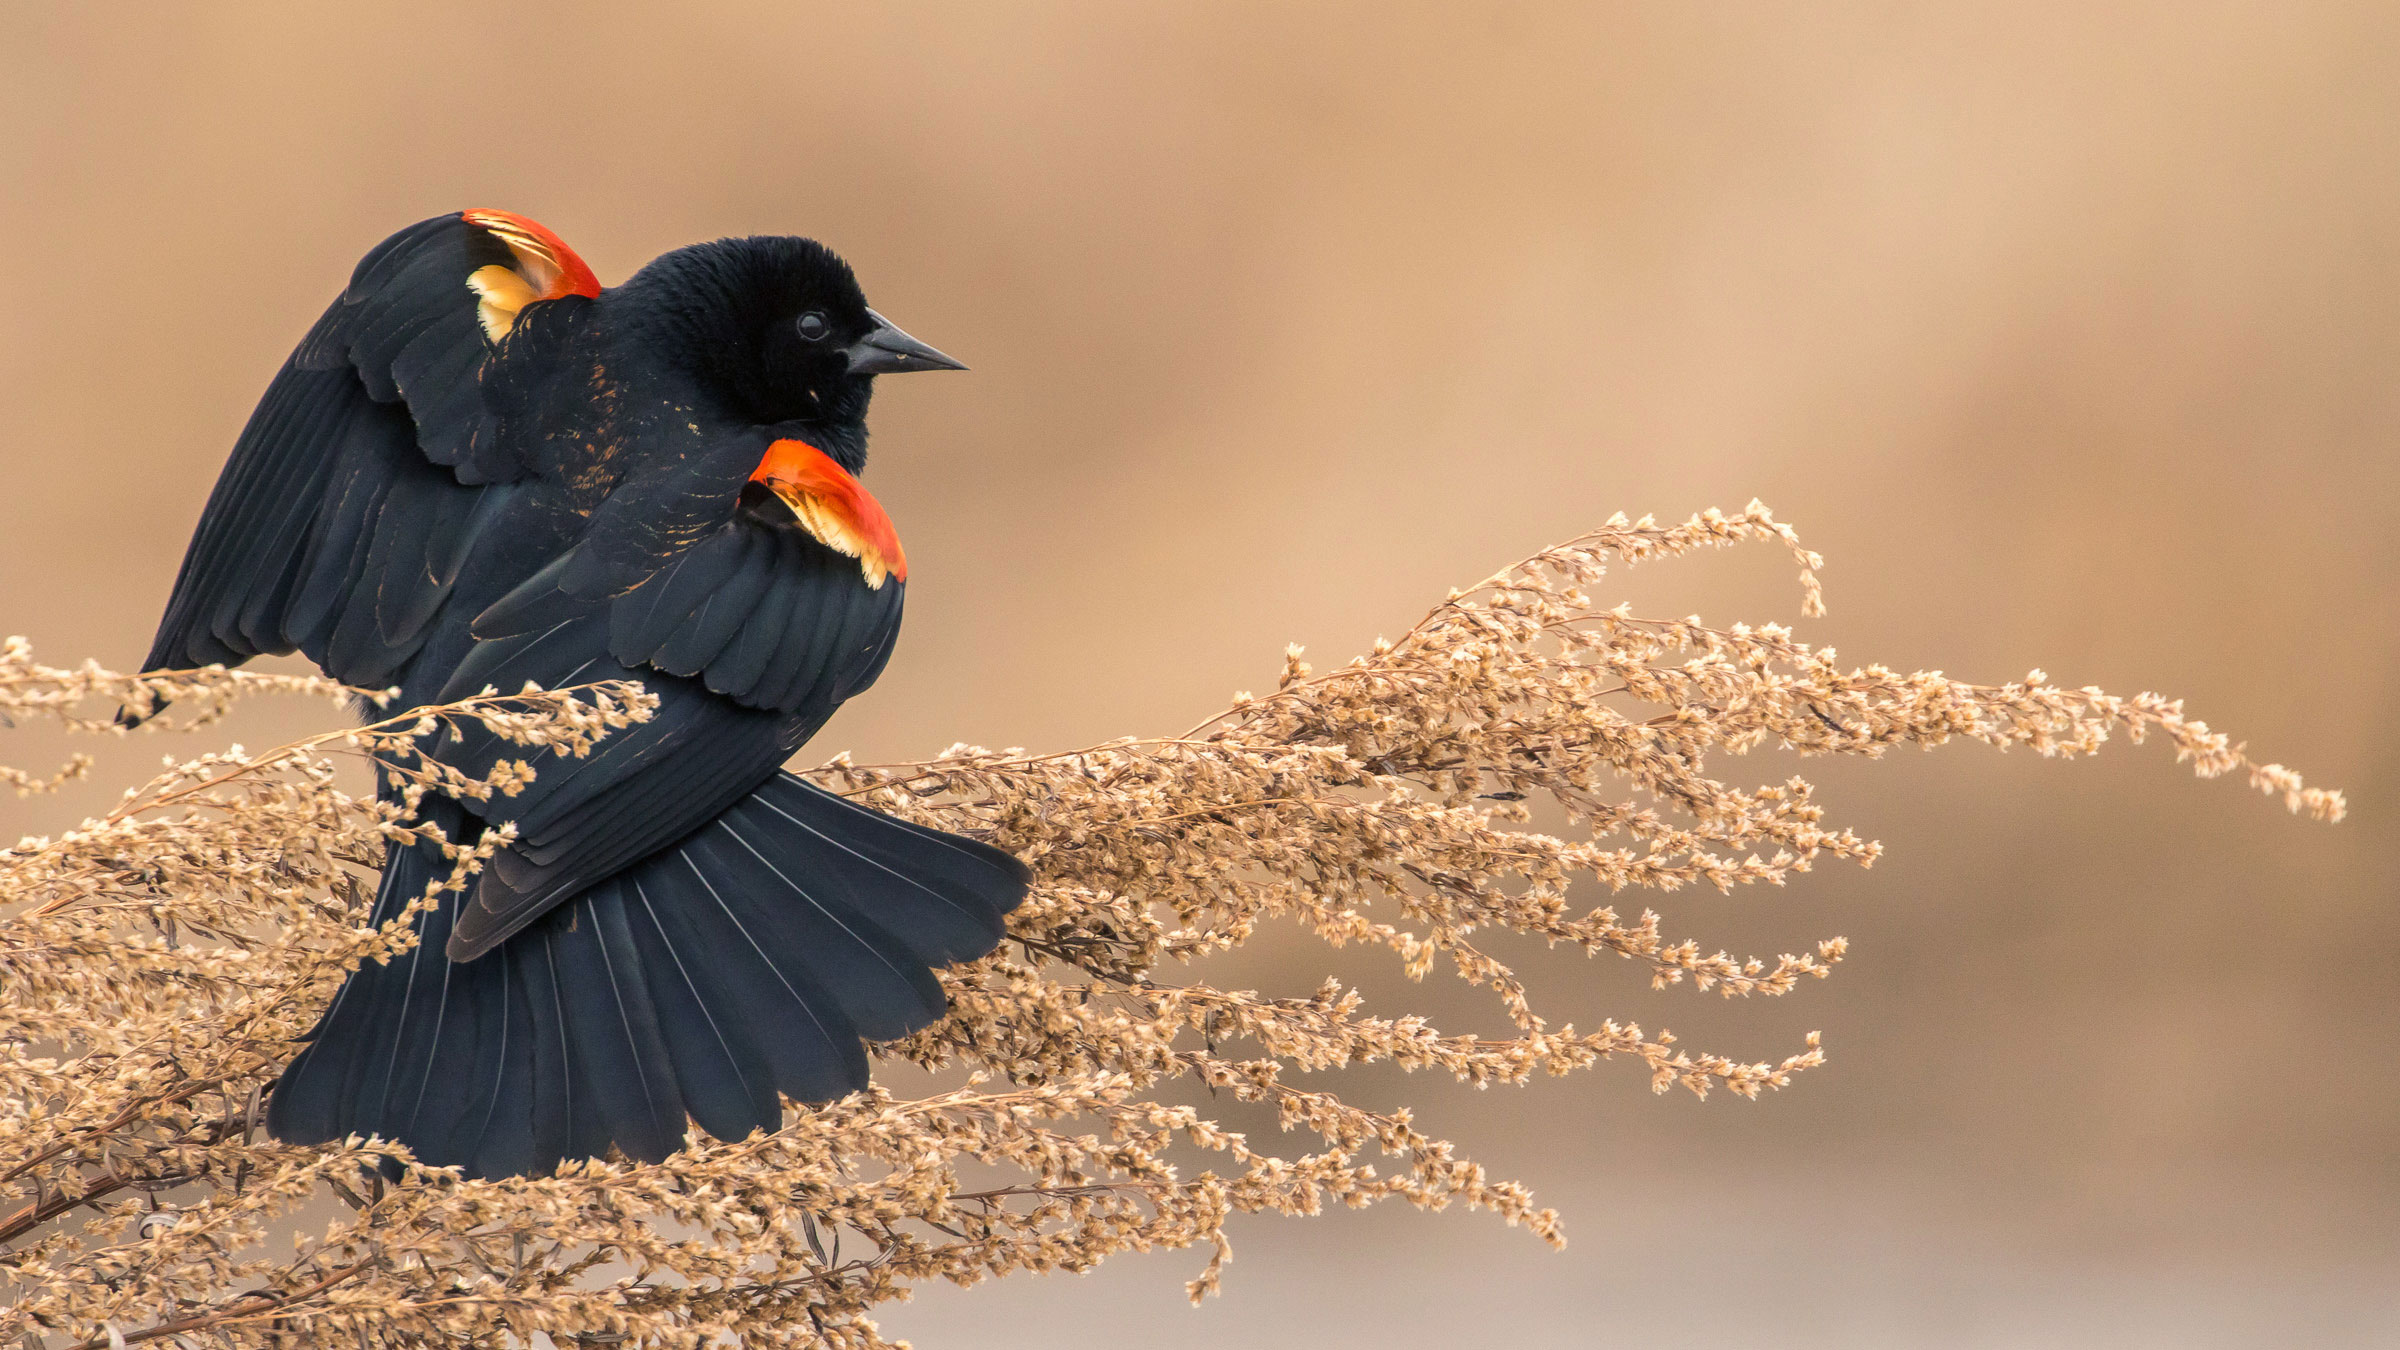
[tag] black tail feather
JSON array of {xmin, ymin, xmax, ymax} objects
[
  {"xmin": 266, "ymin": 773, "xmax": 1029, "ymax": 1178},
  {"xmin": 545, "ymin": 882, "xmax": 688, "ymax": 1163},
  {"xmin": 631, "ymin": 846, "xmax": 869, "ymax": 1114},
  {"xmin": 266, "ymin": 853, "xmax": 420, "ymax": 1142},
  {"xmin": 516, "ymin": 928, "xmax": 579, "ymax": 1170},
  {"xmin": 681, "ymin": 828, "xmax": 948, "ymax": 1040},
  {"xmin": 619, "ymin": 871, "xmax": 784, "ymax": 1143}
]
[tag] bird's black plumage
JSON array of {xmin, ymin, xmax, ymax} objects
[{"xmin": 136, "ymin": 211, "xmax": 1025, "ymax": 1178}]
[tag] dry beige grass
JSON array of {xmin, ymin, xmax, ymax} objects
[{"xmin": 0, "ymin": 504, "xmax": 2340, "ymax": 1349}]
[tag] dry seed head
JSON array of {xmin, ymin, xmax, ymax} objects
[{"xmin": 0, "ymin": 503, "xmax": 2338, "ymax": 1349}]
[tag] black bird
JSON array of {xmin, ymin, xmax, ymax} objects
[{"xmin": 134, "ymin": 210, "xmax": 1029, "ymax": 1178}]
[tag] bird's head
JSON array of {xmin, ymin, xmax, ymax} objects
[{"xmin": 623, "ymin": 235, "xmax": 963, "ymax": 471}]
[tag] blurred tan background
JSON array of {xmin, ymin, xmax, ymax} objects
[{"xmin": 3, "ymin": 3, "xmax": 2395, "ymax": 1345}]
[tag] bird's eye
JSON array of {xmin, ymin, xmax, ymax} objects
[{"xmin": 796, "ymin": 311, "xmax": 830, "ymax": 342}]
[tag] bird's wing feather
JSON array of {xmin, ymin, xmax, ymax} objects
[
  {"xmin": 138, "ymin": 211, "xmax": 598, "ymax": 684},
  {"xmin": 434, "ymin": 512, "xmax": 907, "ymax": 960},
  {"xmin": 604, "ymin": 514, "xmax": 906, "ymax": 711}
]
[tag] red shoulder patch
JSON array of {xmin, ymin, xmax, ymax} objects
[
  {"xmin": 460, "ymin": 210, "xmax": 601, "ymax": 341},
  {"xmin": 750, "ymin": 439, "xmax": 908, "ymax": 588},
  {"xmin": 460, "ymin": 209, "xmax": 602, "ymax": 300}
]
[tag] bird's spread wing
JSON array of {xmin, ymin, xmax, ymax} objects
[
  {"xmin": 465, "ymin": 439, "xmax": 907, "ymax": 709},
  {"xmin": 139, "ymin": 210, "xmax": 599, "ymax": 685},
  {"xmin": 433, "ymin": 472, "xmax": 909, "ymax": 960}
]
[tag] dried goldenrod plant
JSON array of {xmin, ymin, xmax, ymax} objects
[{"xmin": 0, "ymin": 504, "xmax": 2341, "ymax": 1349}]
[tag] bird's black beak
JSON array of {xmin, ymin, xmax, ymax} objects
[{"xmin": 844, "ymin": 309, "xmax": 967, "ymax": 375}]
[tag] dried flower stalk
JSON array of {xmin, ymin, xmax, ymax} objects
[{"xmin": 0, "ymin": 504, "xmax": 2340, "ymax": 1349}]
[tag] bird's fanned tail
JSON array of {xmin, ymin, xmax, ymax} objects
[{"xmin": 267, "ymin": 774, "xmax": 1029, "ymax": 1178}]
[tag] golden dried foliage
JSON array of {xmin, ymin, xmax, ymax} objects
[{"xmin": 0, "ymin": 505, "xmax": 2341, "ymax": 1349}]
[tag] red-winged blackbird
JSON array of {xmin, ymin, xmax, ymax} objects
[{"xmin": 133, "ymin": 210, "xmax": 1030, "ymax": 1178}]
